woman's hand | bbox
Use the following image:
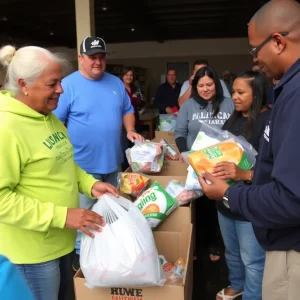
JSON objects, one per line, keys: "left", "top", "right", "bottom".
{"left": 212, "top": 162, "right": 251, "bottom": 181}
{"left": 179, "top": 154, "right": 186, "bottom": 163}
{"left": 166, "top": 107, "right": 173, "bottom": 114}
{"left": 65, "top": 208, "right": 105, "bottom": 238}
{"left": 91, "top": 181, "right": 119, "bottom": 198}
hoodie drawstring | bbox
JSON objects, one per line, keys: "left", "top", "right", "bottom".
{"left": 43, "top": 115, "right": 57, "bottom": 136}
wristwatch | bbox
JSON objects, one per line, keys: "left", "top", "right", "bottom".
{"left": 223, "top": 187, "right": 230, "bottom": 201}
{"left": 223, "top": 187, "right": 231, "bottom": 208}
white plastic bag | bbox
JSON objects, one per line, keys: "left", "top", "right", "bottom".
{"left": 159, "top": 114, "right": 177, "bottom": 131}
{"left": 165, "top": 179, "right": 202, "bottom": 205}
{"left": 126, "top": 141, "right": 165, "bottom": 173}
{"left": 80, "top": 194, "right": 165, "bottom": 288}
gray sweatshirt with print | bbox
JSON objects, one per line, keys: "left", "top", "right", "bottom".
{"left": 175, "top": 97, "right": 234, "bottom": 151}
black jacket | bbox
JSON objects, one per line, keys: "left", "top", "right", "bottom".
{"left": 228, "top": 59, "right": 300, "bottom": 251}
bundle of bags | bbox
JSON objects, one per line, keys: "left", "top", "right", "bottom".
{"left": 183, "top": 122, "right": 257, "bottom": 191}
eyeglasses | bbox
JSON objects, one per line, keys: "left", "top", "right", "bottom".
{"left": 249, "top": 32, "right": 289, "bottom": 58}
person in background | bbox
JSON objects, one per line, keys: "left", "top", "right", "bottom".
{"left": 251, "top": 61, "right": 276, "bottom": 108}
{"left": 154, "top": 68, "right": 181, "bottom": 114}
{"left": 120, "top": 66, "right": 145, "bottom": 170}
{"left": 121, "top": 66, "right": 144, "bottom": 124}
{"left": 214, "top": 71, "right": 269, "bottom": 300}
{"left": 0, "top": 44, "right": 118, "bottom": 300}
{"left": 175, "top": 66, "right": 234, "bottom": 262}
{"left": 222, "top": 70, "right": 233, "bottom": 94}
{"left": 0, "top": 255, "right": 35, "bottom": 300}
{"left": 53, "top": 36, "right": 144, "bottom": 272}
{"left": 198, "top": 0, "right": 300, "bottom": 299}
{"left": 178, "top": 59, "right": 231, "bottom": 107}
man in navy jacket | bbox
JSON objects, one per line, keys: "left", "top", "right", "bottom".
{"left": 198, "top": 0, "right": 300, "bottom": 299}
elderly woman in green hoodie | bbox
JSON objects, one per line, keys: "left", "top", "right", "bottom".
{"left": 0, "top": 45, "right": 119, "bottom": 300}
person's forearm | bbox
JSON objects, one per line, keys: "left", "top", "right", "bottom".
{"left": 178, "top": 86, "right": 192, "bottom": 107}
{"left": 175, "top": 137, "right": 188, "bottom": 153}
{"left": 240, "top": 170, "right": 254, "bottom": 182}
{"left": 123, "top": 113, "right": 135, "bottom": 132}
{"left": 75, "top": 163, "right": 98, "bottom": 198}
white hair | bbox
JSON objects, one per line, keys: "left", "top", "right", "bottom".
{"left": 0, "top": 45, "right": 70, "bottom": 95}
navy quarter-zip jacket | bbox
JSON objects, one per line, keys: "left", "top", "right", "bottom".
{"left": 229, "top": 59, "right": 300, "bottom": 251}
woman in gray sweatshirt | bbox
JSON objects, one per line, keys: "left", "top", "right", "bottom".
{"left": 175, "top": 65, "right": 234, "bottom": 262}
{"left": 175, "top": 66, "right": 234, "bottom": 152}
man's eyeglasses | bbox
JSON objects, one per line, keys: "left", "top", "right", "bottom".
{"left": 249, "top": 32, "right": 289, "bottom": 58}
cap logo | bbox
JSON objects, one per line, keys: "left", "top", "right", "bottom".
{"left": 91, "top": 40, "right": 99, "bottom": 46}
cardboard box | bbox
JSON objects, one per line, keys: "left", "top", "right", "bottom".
{"left": 74, "top": 224, "right": 193, "bottom": 300}
{"left": 157, "top": 206, "right": 192, "bottom": 231}
{"left": 147, "top": 175, "right": 195, "bottom": 255}
{"left": 121, "top": 175, "right": 195, "bottom": 245}
{"left": 156, "top": 161, "right": 188, "bottom": 176}
{"left": 118, "top": 174, "right": 196, "bottom": 254}
{"left": 156, "top": 205, "right": 195, "bottom": 256}
{"left": 154, "top": 130, "right": 175, "bottom": 144}
{"left": 125, "top": 161, "right": 188, "bottom": 177}
{"left": 147, "top": 175, "right": 186, "bottom": 188}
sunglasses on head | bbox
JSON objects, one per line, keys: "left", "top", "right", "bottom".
{"left": 249, "top": 32, "right": 289, "bottom": 58}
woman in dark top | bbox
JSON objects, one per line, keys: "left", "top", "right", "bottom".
{"left": 212, "top": 71, "right": 269, "bottom": 300}
{"left": 121, "top": 67, "right": 144, "bottom": 123}
{"left": 120, "top": 67, "right": 144, "bottom": 171}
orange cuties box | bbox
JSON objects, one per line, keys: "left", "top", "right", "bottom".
{"left": 188, "top": 140, "right": 253, "bottom": 175}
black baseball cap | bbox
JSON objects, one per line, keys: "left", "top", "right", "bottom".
{"left": 80, "top": 36, "right": 109, "bottom": 56}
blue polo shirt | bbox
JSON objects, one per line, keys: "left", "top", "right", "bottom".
{"left": 53, "top": 71, "right": 134, "bottom": 174}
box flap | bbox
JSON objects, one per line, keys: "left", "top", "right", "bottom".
{"left": 153, "top": 231, "right": 179, "bottom": 264}
{"left": 156, "top": 207, "right": 192, "bottom": 232}
{"left": 179, "top": 224, "right": 193, "bottom": 286}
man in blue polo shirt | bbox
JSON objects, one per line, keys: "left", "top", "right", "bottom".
{"left": 54, "top": 36, "right": 143, "bottom": 271}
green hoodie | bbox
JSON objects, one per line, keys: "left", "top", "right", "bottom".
{"left": 0, "top": 91, "right": 98, "bottom": 264}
